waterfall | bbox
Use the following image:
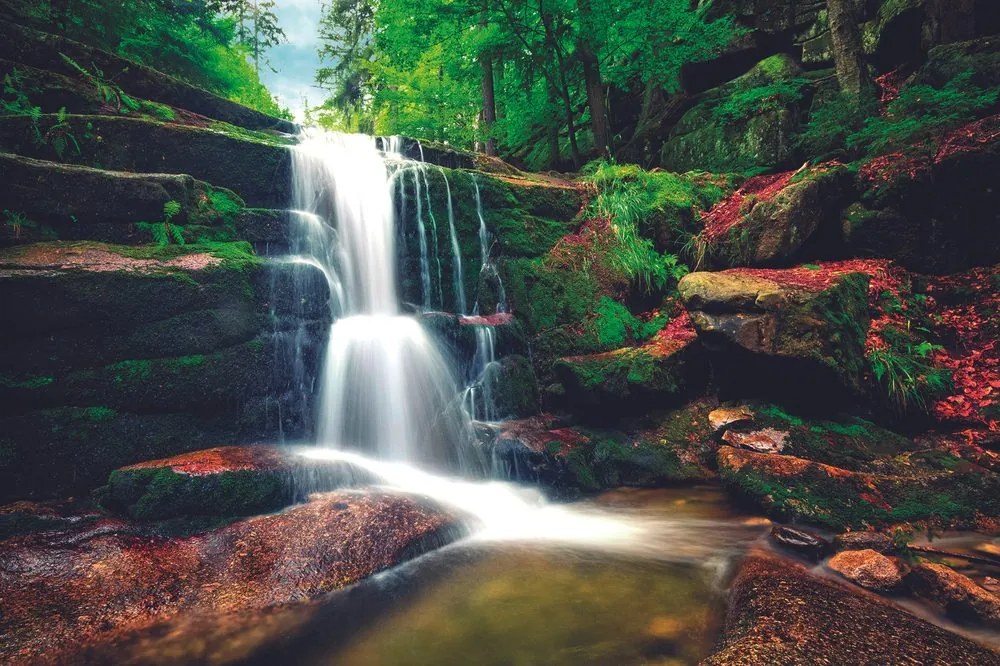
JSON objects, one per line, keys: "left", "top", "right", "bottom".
{"left": 472, "top": 175, "right": 507, "bottom": 315}
{"left": 441, "top": 168, "right": 467, "bottom": 314}
{"left": 289, "top": 130, "right": 477, "bottom": 471}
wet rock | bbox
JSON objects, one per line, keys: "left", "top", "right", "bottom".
{"left": 553, "top": 314, "right": 705, "bottom": 418}
{"left": 0, "top": 490, "right": 462, "bottom": 663}
{"left": 703, "top": 551, "right": 1000, "bottom": 665}
{"left": 827, "top": 549, "right": 905, "bottom": 590}
{"left": 722, "top": 427, "right": 787, "bottom": 454}
{"left": 834, "top": 530, "right": 895, "bottom": 553}
{"left": 104, "top": 445, "right": 372, "bottom": 520}
{"left": 708, "top": 406, "right": 755, "bottom": 435}
{"left": 678, "top": 264, "right": 871, "bottom": 400}
{"left": 769, "top": 524, "right": 830, "bottom": 559}
{"left": 910, "top": 561, "right": 1000, "bottom": 627}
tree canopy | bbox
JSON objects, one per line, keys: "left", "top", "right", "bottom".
{"left": 313, "top": 0, "right": 737, "bottom": 169}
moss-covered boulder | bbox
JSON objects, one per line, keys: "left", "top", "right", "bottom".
{"left": 103, "top": 445, "right": 371, "bottom": 520}
{"left": 553, "top": 313, "right": 705, "bottom": 418}
{"left": 661, "top": 55, "right": 810, "bottom": 172}
{"left": 718, "top": 444, "right": 1000, "bottom": 530}
{"left": 703, "top": 551, "right": 1000, "bottom": 665}
{"left": 678, "top": 264, "right": 871, "bottom": 400}
{"left": 0, "top": 152, "right": 244, "bottom": 245}
{"left": 698, "top": 164, "right": 854, "bottom": 267}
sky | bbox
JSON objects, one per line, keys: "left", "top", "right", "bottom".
{"left": 257, "top": 0, "right": 326, "bottom": 123}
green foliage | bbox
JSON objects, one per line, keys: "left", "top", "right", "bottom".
{"left": 801, "top": 71, "right": 997, "bottom": 158}
{"left": 315, "top": 0, "right": 737, "bottom": 167}
{"left": 137, "top": 200, "right": 185, "bottom": 246}
{"left": 6, "top": 0, "right": 289, "bottom": 118}
{"left": 870, "top": 326, "right": 951, "bottom": 413}
{"left": 713, "top": 78, "right": 810, "bottom": 123}
{"left": 3, "top": 210, "right": 33, "bottom": 239}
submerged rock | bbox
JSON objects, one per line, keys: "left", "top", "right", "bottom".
{"left": 704, "top": 551, "right": 1000, "bottom": 665}
{"left": 834, "top": 530, "right": 896, "bottom": 553}
{"left": 0, "top": 490, "right": 462, "bottom": 663}
{"left": 827, "top": 549, "right": 906, "bottom": 591}
{"left": 769, "top": 524, "right": 831, "bottom": 559}
{"left": 911, "top": 561, "right": 1000, "bottom": 627}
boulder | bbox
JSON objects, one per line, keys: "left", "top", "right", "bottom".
{"left": 553, "top": 314, "right": 704, "bottom": 418}
{"left": 722, "top": 427, "right": 788, "bottom": 454}
{"left": 700, "top": 164, "right": 854, "bottom": 267}
{"left": 910, "top": 561, "right": 1000, "bottom": 627}
{"left": 103, "top": 445, "right": 373, "bottom": 520}
{"left": 678, "top": 264, "right": 871, "bottom": 399}
{"left": 703, "top": 552, "right": 1000, "bottom": 665}
{"left": 827, "top": 548, "right": 905, "bottom": 590}
{"left": 0, "top": 490, "right": 462, "bottom": 663}
{"left": 661, "top": 55, "right": 809, "bottom": 173}
{"left": 718, "top": 444, "right": 1000, "bottom": 531}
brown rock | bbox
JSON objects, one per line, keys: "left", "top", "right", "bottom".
{"left": 827, "top": 549, "right": 905, "bottom": 590}
{"left": 703, "top": 551, "right": 1000, "bottom": 665}
{"left": 0, "top": 490, "right": 462, "bottom": 662}
{"left": 769, "top": 524, "right": 830, "bottom": 559}
{"left": 911, "top": 561, "right": 1000, "bottom": 627}
{"left": 722, "top": 427, "right": 787, "bottom": 453}
{"left": 835, "top": 530, "right": 895, "bottom": 553}
{"left": 708, "top": 406, "right": 755, "bottom": 434}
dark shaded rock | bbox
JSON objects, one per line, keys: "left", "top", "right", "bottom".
{"left": 835, "top": 530, "right": 896, "bottom": 553}
{"left": 0, "top": 490, "right": 462, "bottom": 664}
{"left": 703, "top": 551, "right": 1000, "bottom": 665}
{"left": 910, "top": 561, "right": 1000, "bottom": 627}
{"left": 0, "top": 114, "right": 292, "bottom": 207}
{"left": 470, "top": 354, "right": 540, "bottom": 420}
{"left": 376, "top": 135, "right": 474, "bottom": 169}
{"left": 104, "top": 446, "right": 372, "bottom": 520}
{"left": 0, "top": 19, "right": 295, "bottom": 133}
{"left": 678, "top": 264, "right": 870, "bottom": 399}
{"left": 827, "top": 548, "right": 906, "bottom": 590}
{"left": 769, "top": 524, "right": 831, "bottom": 559}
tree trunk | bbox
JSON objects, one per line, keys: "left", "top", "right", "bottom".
{"left": 827, "top": 0, "right": 872, "bottom": 95}
{"left": 539, "top": 3, "right": 580, "bottom": 167}
{"left": 479, "top": 26, "right": 498, "bottom": 155}
{"left": 576, "top": 0, "right": 610, "bottom": 158}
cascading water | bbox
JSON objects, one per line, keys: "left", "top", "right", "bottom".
{"left": 289, "top": 130, "right": 476, "bottom": 471}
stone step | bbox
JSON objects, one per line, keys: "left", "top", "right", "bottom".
{"left": 0, "top": 18, "right": 295, "bottom": 134}
{"left": 0, "top": 152, "right": 244, "bottom": 245}
{"left": 0, "top": 114, "right": 293, "bottom": 207}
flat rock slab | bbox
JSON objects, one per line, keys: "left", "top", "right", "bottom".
{"left": 105, "top": 445, "right": 374, "bottom": 520}
{"left": 0, "top": 490, "right": 462, "bottom": 664}
{"left": 704, "top": 551, "right": 1000, "bottom": 665}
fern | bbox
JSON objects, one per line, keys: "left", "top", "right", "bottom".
{"left": 136, "top": 200, "right": 185, "bottom": 246}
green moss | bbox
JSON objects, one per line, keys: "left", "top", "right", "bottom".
{"left": 85, "top": 406, "right": 118, "bottom": 422}
{"left": 208, "top": 120, "right": 295, "bottom": 147}
{"left": 0, "top": 374, "right": 54, "bottom": 390}
{"left": 110, "top": 359, "right": 153, "bottom": 384}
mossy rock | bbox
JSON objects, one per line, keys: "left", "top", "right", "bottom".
{"left": 679, "top": 267, "right": 871, "bottom": 400}
{"left": 661, "top": 55, "right": 810, "bottom": 172}
{"left": 0, "top": 153, "right": 245, "bottom": 245}
{"left": 718, "top": 445, "right": 1000, "bottom": 530}
{"left": 0, "top": 114, "right": 292, "bottom": 207}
